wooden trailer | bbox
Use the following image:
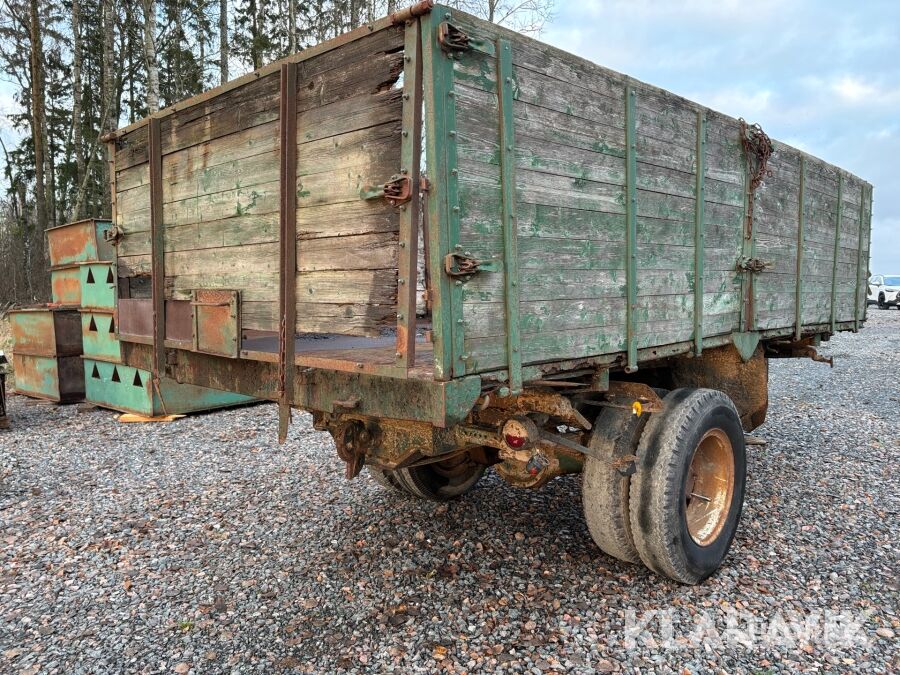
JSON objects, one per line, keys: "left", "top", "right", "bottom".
{"left": 103, "top": 2, "right": 872, "bottom": 583}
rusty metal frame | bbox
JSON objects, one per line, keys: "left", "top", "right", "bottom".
{"left": 395, "top": 18, "right": 425, "bottom": 371}
{"left": 278, "top": 62, "right": 299, "bottom": 443}
{"left": 148, "top": 118, "right": 166, "bottom": 383}
{"left": 624, "top": 84, "right": 638, "bottom": 373}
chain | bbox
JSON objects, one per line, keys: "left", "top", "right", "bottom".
{"left": 739, "top": 118, "right": 774, "bottom": 192}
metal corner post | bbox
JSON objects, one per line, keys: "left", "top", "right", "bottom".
{"left": 148, "top": 118, "right": 166, "bottom": 381}
{"left": 693, "top": 110, "right": 707, "bottom": 356}
{"left": 853, "top": 185, "right": 869, "bottom": 331}
{"left": 278, "top": 62, "right": 299, "bottom": 443}
{"left": 794, "top": 156, "right": 806, "bottom": 341}
{"left": 396, "top": 18, "right": 425, "bottom": 372}
{"left": 496, "top": 38, "right": 523, "bottom": 393}
{"left": 624, "top": 84, "right": 638, "bottom": 373}
{"left": 829, "top": 174, "right": 844, "bottom": 333}
{"left": 420, "top": 7, "right": 458, "bottom": 380}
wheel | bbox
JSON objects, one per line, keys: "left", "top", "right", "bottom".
{"left": 369, "top": 455, "right": 485, "bottom": 501}
{"left": 582, "top": 407, "right": 647, "bottom": 564}
{"left": 368, "top": 466, "right": 408, "bottom": 494}
{"left": 878, "top": 294, "right": 886, "bottom": 309}
{"left": 629, "top": 389, "right": 746, "bottom": 585}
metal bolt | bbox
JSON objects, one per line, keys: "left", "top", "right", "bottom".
{"left": 396, "top": 352, "right": 403, "bottom": 358}
{"left": 498, "top": 386, "right": 511, "bottom": 397}
{"left": 455, "top": 244, "right": 463, "bottom": 250}
{"left": 397, "top": 313, "right": 404, "bottom": 320}
{"left": 452, "top": 206, "right": 460, "bottom": 212}
{"left": 506, "top": 77, "right": 512, "bottom": 83}
{"left": 451, "top": 169, "right": 458, "bottom": 176}
{"left": 455, "top": 280, "right": 462, "bottom": 286}
{"left": 356, "top": 362, "right": 364, "bottom": 369}
{"left": 512, "top": 347, "right": 519, "bottom": 353}
{"left": 461, "top": 354, "right": 470, "bottom": 360}
{"left": 398, "top": 278, "right": 406, "bottom": 285}
{"left": 403, "top": 93, "right": 410, "bottom": 100}
{"left": 399, "top": 241, "right": 406, "bottom": 248}
{"left": 449, "top": 131, "right": 456, "bottom": 137}
{"left": 403, "top": 131, "right": 409, "bottom": 137}
{"left": 457, "top": 319, "right": 464, "bottom": 324}
{"left": 399, "top": 205, "right": 406, "bottom": 211}
{"left": 448, "top": 91, "right": 455, "bottom": 97}
{"left": 511, "top": 280, "right": 517, "bottom": 287}
{"left": 405, "top": 55, "right": 411, "bottom": 62}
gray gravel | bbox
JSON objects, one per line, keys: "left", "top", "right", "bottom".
{"left": 1, "top": 311, "right": 898, "bottom": 674}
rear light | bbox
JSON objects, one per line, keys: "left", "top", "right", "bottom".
{"left": 505, "top": 433, "right": 526, "bottom": 448}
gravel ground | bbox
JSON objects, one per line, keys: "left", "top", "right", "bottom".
{"left": 1, "top": 311, "right": 897, "bottom": 674}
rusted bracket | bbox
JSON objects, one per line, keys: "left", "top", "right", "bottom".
{"left": 580, "top": 381, "right": 666, "bottom": 414}
{"left": 766, "top": 340, "right": 834, "bottom": 368}
{"left": 437, "top": 22, "right": 470, "bottom": 52}
{"left": 443, "top": 252, "right": 501, "bottom": 277}
{"left": 737, "top": 256, "right": 772, "bottom": 273}
{"left": 360, "top": 175, "right": 413, "bottom": 206}
{"left": 103, "top": 224, "right": 123, "bottom": 244}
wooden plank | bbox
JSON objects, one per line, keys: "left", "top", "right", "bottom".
{"left": 297, "top": 231, "right": 398, "bottom": 272}
{"left": 148, "top": 118, "right": 166, "bottom": 380}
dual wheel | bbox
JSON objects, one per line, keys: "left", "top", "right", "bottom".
{"left": 583, "top": 388, "right": 746, "bottom": 585}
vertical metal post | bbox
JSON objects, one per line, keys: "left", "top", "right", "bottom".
{"left": 148, "top": 118, "right": 166, "bottom": 380}
{"left": 278, "top": 62, "right": 298, "bottom": 443}
{"left": 693, "top": 110, "right": 707, "bottom": 356}
{"left": 853, "top": 185, "right": 868, "bottom": 331}
{"left": 624, "top": 84, "right": 638, "bottom": 373}
{"left": 496, "top": 38, "right": 522, "bottom": 394}
{"left": 829, "top": 174, "right": 844, "bottom": 333}
{"left": 794, "top": 156, "right": 806, "bottom": 341}
{"left": 396, "top": 19, "right": 424, "bottom": 373}
{"left": 421, "top": 8, "right": 458, "bottom": 381}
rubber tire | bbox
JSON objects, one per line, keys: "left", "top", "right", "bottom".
{"left": 629, "top": 388, "right": 746, "bottom": 585}
{"left": 395, "top": 461, "right": 485, "bottom": 501}
{"left": 368, "top": 462, "right": 485, "bottom": 501}
{"left": 582, "top": 407, "right": 647, "bottom": 564}
{"left": 368, "top": 466, "right": 410, "bottom": 494}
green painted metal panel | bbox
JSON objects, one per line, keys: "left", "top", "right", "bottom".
{"left": 624, "top": 84, "right": 638, "bottom": 372}
{"left": 794, "top": 157, "right": 806, "bottom": 340}
{"left": 81, "top": 311, "right": 123, "bottom": 362}
{"left": 495, "top": 38, "right": 523, "bottom": 394}
{"left": 84, "top": 358, "right": 255, "bottom": 416}
{"left": 693, "top": 111, "right": 707, "bottom": 356}
{"left": 421, "top": 8, "right": 456, "bottom": 381}
{"left": 829, "top": 174, "right": 844, "bottom": 333}
{"left": 80, "top": 262, "right": 117, "bottom": 310}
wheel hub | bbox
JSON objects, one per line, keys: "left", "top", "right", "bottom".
{"left": 684, "top": 428, "right": 735, "bottom": 546}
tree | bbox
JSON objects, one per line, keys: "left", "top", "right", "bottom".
{"left": 444, "top": 0, "right": 554, "bottom": 34}
{"left": 219, "top": 0, "right": 229, "bottom": 83}
{"left": 142, "top": 0, "right": 160, "bottom": 111}
{"left": 28, "top": 0, "right": 48, "bottom": 292}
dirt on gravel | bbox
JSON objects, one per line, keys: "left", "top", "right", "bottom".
{"left": 0, "top": 311, "right": 898, "bottom": 673}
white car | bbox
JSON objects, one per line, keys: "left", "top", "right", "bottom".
{"left": 867, "top": 275, "right": 900, "bottom": 309}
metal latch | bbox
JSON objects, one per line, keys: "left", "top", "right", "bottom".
{"left": 360, "top": 175, "right": 412, "bottom": 206}
{"left": 103, "top": 224, "right": 123, "bottom": 244}
{"left": 437, "top": 22, "right": 470, "bottom": 52}
{"left": 737, "top": 256, "right": 772, "bottom": 273}
{"left": 444, "top": 252, "right": 502, "bottom": 277}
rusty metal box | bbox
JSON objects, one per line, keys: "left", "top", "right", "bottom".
{"left": 46, "top": 218, "right": 114, "bottom": 267}
{"left": 8, "top": 308, "right": 83, "bottom": 357}
{"left": 13, "top": 353, "right": 85, "bottom": 403}
{"left": 50, "top": 265, "right": 84, "bottom": 305}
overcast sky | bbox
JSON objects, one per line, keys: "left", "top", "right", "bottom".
{"left": 542, "top": 0, "right": 899, "bottom": 274}
{"left": 1, "top": 1, "right": 896, "bottom": 273}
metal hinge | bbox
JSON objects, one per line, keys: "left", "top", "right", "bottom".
{"left": 360, "top": 175, "right": 412, "bottom": 206}
{"left": 736, "top": 256, "right": 772, "bottom": 273}
{"left": 103, "top": 224, "right": 123, "bottom": 244}
{"left": 437, "top": 22, "right": 470, "bottom": 52}
{"left": 444, "top": 251, "right": 502, "bottom": 278}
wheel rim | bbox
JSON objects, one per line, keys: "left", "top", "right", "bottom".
{"left": 684, "top": 428, "right": 735, "bottom": 547}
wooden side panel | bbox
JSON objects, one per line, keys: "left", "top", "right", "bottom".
{"left": 114, "top": 26, "right": 406, "bottom": 336}
{"left": 444, "top": 9, "right": 868, "bottom": 373}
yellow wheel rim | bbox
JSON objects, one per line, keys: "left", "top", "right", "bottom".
{"left": 684, "top": 428, "right": 735, "bottom": 547}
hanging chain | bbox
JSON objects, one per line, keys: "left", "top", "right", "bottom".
{"left": 739, "top": 118, "right": 774, "bottom": 239}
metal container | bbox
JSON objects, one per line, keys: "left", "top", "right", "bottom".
{"left": 46, "top": 218, "right": 115, "bottom": 267}
{"left": 81, "top": 310, "right": 122, "bottom": 363}
{"left": 13, "top": 353, "right": 84, "bottom": 403}
{"left": 7, "top": 308, "right": 83, "bottom": 357}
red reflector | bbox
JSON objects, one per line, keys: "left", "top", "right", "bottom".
{"left": 505, "top": 434, "right": 526, "bottom": 448}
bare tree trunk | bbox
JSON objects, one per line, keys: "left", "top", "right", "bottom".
{"left": 28, "top": 0, "right": 47, "bottom": 296}
{"left": 255, "top": 0, "right": 266, "bottom": 68}
{"left": 71, "top": 0, "right": 85, "bottom": 219}
{"left": 219, "top": 0, "right": 229, "bottom": 83}
{"left": 288, "top": 0, "right": 296, "bottom": 53}
{"left": 142, "top": 0, "right": 160, "bottom": 113}
{"left": 101, "top": 0, "right": 116, "bottom": 215}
